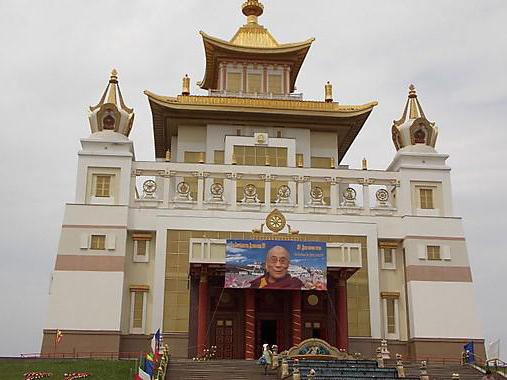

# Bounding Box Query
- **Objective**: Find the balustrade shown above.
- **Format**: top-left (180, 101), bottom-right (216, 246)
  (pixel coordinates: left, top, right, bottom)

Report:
top-left (131, 162), bottom-right (399, 216)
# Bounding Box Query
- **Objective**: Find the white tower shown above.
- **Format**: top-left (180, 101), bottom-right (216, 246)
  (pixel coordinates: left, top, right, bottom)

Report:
top-left (388, 85), bottom-right (482, 357)
top-left (42, 70), bottom-right (136, 355)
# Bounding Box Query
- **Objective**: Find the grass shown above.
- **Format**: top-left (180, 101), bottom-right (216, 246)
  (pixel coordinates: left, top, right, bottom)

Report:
top-left (0, 358), bottom-right (138, 380)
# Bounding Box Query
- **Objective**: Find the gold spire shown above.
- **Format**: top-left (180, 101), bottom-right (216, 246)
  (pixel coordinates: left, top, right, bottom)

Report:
top-left (325, 81), bottom-right (333, 103)
top-left (242, 0), bottom-right (264, 24)
top-left (109, 68), bottom-right (118, 83)
top-left (88, 69), bottom-right (135, 137)
top-left (230, 0), bottom-right (278, 47)
top-left (391, 84), bottom-right (438, 151)
top-left (182, 74), bottom-right (190, 96)
top-left (393, 84), bottom-right (427, 127)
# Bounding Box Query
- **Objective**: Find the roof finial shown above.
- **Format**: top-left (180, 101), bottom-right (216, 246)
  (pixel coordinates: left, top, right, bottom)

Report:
top-left (242, 0), bottom-right (264, 24)
top-left (110, 68), bottom-right (118, 83)
top-left (408, 84), bottom-right (417, 98)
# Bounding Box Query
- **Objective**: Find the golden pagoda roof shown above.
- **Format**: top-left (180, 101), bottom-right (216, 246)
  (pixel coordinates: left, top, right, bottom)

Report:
top-left (145, 91), bottom-right (377, 115)
top-left (199, 0), bottom-right (314, 91)
top-left (144, 90), bottom-right (377, 161)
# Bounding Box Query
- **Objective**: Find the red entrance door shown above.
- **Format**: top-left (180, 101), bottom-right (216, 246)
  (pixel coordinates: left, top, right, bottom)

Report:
top-left (215, 319), bottom-right (234, 359)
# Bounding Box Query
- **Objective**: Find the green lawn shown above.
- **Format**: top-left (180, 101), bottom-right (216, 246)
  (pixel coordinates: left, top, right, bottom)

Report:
top-left (0, 359), bottom-right (138, 380)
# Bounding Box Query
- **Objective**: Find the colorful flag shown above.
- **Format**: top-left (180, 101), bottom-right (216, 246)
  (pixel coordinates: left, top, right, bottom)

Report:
top-left (55, 330), bottom-right (63, 344)
top-left (463, 342), bottom-right (475, 363)
top-left (145, 352), bottom-right (155, 376)
top-left (134, 367), bottom-right (151, 380)
top-left (151, 329), bottom-right (161, 360)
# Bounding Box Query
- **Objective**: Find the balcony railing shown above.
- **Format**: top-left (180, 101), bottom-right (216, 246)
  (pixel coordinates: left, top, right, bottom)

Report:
top-left (131, 162), bottom-right (399, 216)
top-left (208, 89), bottom-right (304, 101)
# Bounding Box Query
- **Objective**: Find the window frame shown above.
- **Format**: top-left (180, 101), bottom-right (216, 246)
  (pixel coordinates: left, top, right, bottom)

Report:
top-left (426, 245), bottom-right (441, 261)
top-left (381, 247), bottom-right (396, 270)
top-left (226, 70), bottom-right (243, 93)
top-left (419, 188), bottom-right (434, 209)
top-left (382, 296), bottom-right (400, 340)
top-left (129, 289), bottom-right (148, 334)
top-left (90, 234), bottom-right (106, 250)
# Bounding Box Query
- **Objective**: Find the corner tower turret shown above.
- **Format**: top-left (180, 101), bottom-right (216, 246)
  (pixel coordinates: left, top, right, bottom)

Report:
top-left (391, 85), bottom-right (438, 151)
top-left (88, 69), bottom-right (135, 137)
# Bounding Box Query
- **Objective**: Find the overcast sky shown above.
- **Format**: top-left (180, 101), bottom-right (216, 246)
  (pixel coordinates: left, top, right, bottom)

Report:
top-left (0, 0), bottom-right (506, 358)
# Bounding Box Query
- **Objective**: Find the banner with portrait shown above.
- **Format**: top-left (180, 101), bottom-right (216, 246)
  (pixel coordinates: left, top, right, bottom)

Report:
top-left (225, 240), bottom-right (327, 290)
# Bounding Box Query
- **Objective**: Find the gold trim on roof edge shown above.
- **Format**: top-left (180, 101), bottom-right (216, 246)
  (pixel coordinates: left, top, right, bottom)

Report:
top-left (201, 31), bottom-right (315, 53)
top-left (144, 91), bottom-right (378, 114)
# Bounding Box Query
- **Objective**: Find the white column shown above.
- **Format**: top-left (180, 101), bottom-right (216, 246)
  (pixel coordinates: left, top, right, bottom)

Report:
top-left (328, 178), bottom-right (338, 213)
top-left (152, 228), bottom-right (168, 332)
top-left (226, 173), bottom-right (239, 210)
top-left (366, 225), bottom-right (382, 339)
top-left (195, 172), bottom-right (207, 207)
top-left (362, 179), bottom-right (371, 215)
top-left (295, 176), bottom-right (307, 213)
top-left (162, 175), bottom-right (171, 207)
top-left (264, 175), bottom-right (272, 210)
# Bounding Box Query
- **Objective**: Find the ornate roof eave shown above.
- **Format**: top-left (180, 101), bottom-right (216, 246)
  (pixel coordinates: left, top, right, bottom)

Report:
top-left (144, 91), bottom-right (377, 117)
top-left (145, 91), bottom-right (377, 162)
top-left (199, 31), bottom-right (315, 91)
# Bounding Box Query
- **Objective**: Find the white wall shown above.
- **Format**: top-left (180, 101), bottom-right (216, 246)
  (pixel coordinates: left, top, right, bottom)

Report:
top-left (407, 281), bottom-right (483, 339)
top-left (46, 271), bottom-right (124, 331)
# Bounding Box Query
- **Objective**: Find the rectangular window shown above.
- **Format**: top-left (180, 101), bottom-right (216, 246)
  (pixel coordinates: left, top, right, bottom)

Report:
top-left (311, 156), bottom-right (332, 169)
top-left (427, 245), bottom-right (441, 260)
top-left (133, 234), bottom-right (151, 263)
top-left (184, 151), bottom-right (205, 164)
top-left (226, 72), bottom-right (242, 92)
top-left (130, 289), bottom-right (148, 333)
top-left (137, 240), bottom-right (147, 256)
top-left (94, 175), bottom-right (111, 197)
top-left (90, 235), bottom-right (106, 250)
top-left (214, 150), bottom-right (224, 164)
top-left (133, 292), bottom-right (144, 328)
top-left (420, 188), bottom-right (434, 209)
top-left (233, 145), bottom-right (288, 167)
top-left (384, 248), bottom-right (393, 264)
top-left (386, 298), bottom-right (396, 334)
top-left (268, 74), bottom-right (283, 94)
top-left (247, 73), bottom-right (262, 93)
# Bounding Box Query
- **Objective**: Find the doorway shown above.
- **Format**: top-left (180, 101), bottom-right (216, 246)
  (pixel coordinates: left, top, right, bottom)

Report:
top-left (260, 320), bottom-right (277, 347)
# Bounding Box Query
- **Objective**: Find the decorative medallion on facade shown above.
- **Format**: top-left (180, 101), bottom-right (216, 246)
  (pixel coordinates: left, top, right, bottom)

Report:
top-left (310, 186), bottom-right (325, 206)
top-left (342, 187), bottom-right (357, 207)
top-left (275, 185), bottom-right (291, 204)
top-left (209, 182), bottom-right (224, 201)
top-left (242, 183), bottom-right (260, 203)
top-left (142, 180), bottom-right (157, 199)
top-left (265, 209), bottom-right (287, 233)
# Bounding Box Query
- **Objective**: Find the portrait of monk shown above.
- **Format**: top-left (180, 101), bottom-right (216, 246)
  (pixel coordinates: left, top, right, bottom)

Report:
top-left (249, 245), bottom-right (304, 289)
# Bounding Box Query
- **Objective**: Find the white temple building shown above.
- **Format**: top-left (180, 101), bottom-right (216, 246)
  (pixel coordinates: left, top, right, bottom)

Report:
top-left (42, 0), bottom-right (484, 361)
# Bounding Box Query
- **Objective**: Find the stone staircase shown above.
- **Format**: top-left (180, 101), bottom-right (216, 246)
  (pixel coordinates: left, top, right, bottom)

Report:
top-left (164, 358), bottom-right (499, 380)
top-left (402, 361), bottom-right (498, 380)
top-left (287, 359), bottom-right (418, 379)
top-left (165, 359), bottom-right (277, 380)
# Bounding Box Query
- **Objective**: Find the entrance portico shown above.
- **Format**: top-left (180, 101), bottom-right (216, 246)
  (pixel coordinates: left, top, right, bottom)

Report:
top-left (190, 264), bottom-right (359, 360)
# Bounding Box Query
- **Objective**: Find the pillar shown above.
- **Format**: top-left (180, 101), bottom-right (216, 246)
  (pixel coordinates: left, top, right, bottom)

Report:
top-left (197, 267), bottom-right (208, 357)
top-left (244, 289), bottom-right (256, 359)
top-left (336, 275), bottom-right (349, 351)
top-left (292, 291), bottom-right (302, 346)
